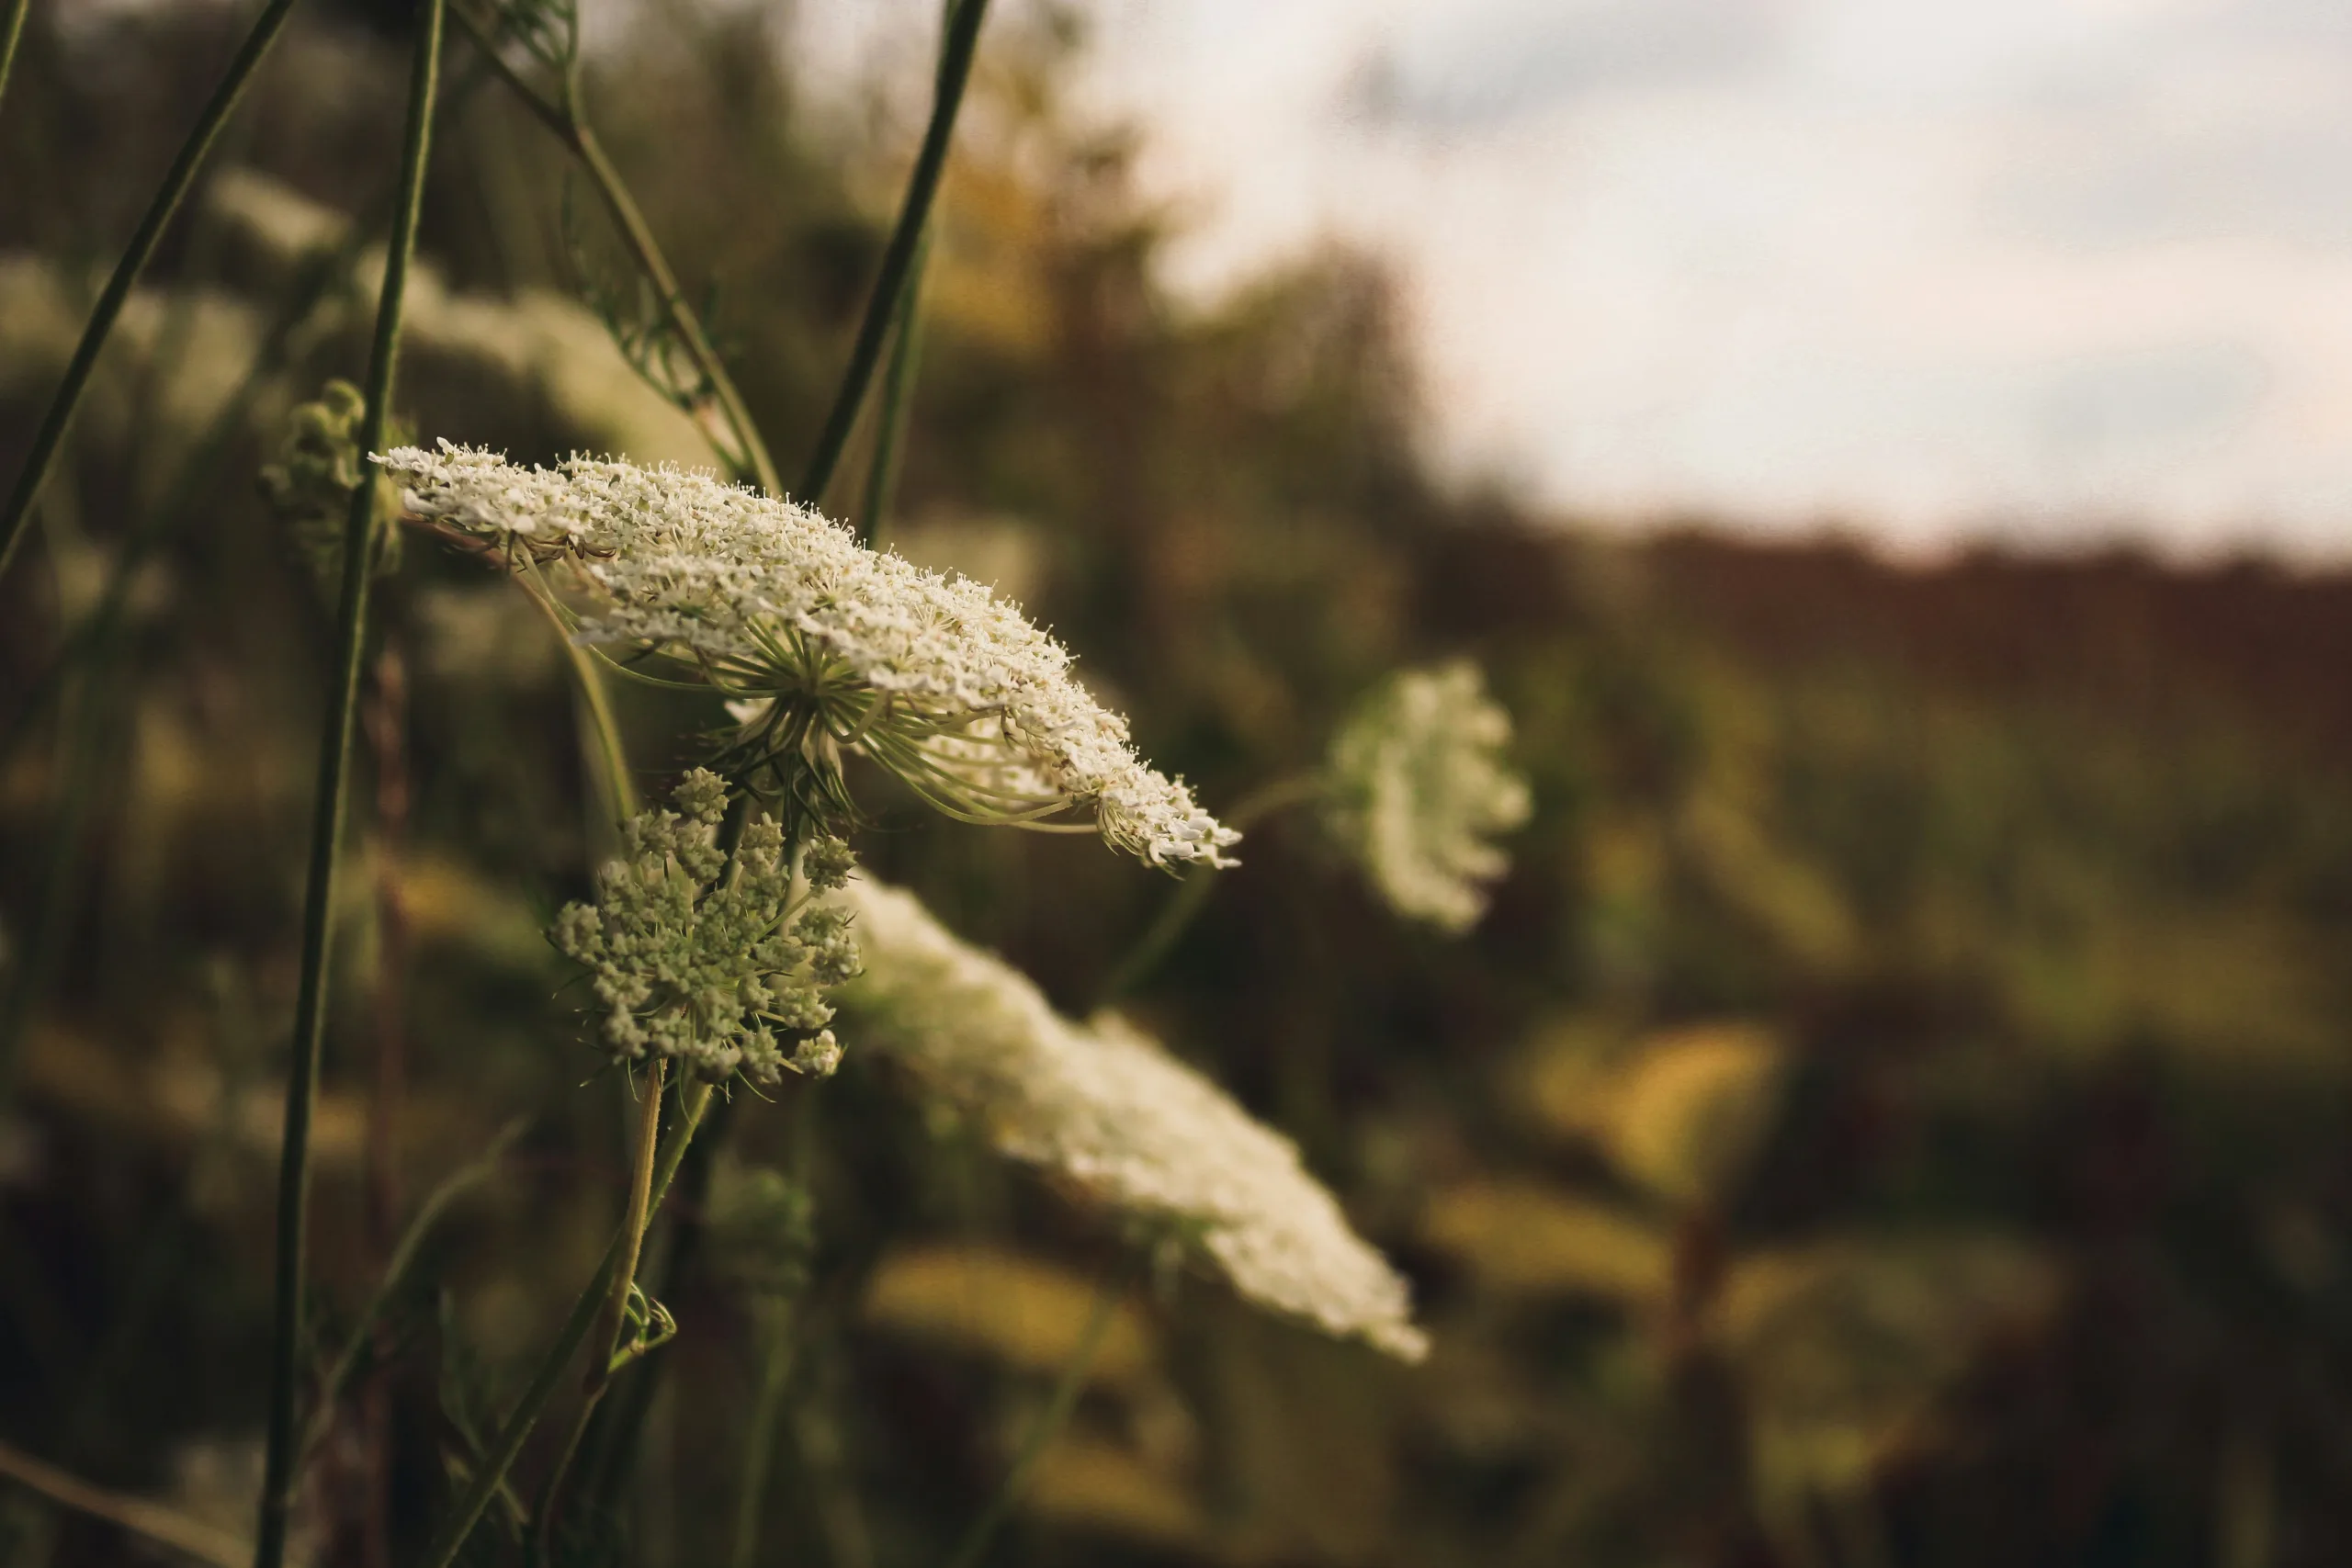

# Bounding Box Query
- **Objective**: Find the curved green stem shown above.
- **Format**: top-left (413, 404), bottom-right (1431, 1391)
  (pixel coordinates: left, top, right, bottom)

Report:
top-left (518, 559), bottom-right (638, 821)
top-left (253, 2), bottom-right (447, 1562)
top-left (563, 1092), bottom-right (735, 1514)
top-left (532, 1058), bottom-right (668, 1556)
top-left (1093, 773), bottom-right (1327, 1008)
top-left (0, 0), bottom-right (306, 585)
top-left (571, 122), bottom-right (779, 496)
top-left (0, 52), bottom-right (475, 774)
top-left (940, 1261), bottom-right (1132, 1568)
top-left (798, 0), bottom-right (991, 505)
top-left (448, 3), bottom-right (779, 496)
top-left (414, 1079), bottom-right (711, 1568)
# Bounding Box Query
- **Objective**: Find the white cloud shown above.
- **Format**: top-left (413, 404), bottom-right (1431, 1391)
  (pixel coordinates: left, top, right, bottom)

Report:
top-left (804, 0), bottom-right (2352, 559)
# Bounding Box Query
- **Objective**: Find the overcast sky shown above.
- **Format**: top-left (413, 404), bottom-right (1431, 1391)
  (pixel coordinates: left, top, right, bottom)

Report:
top-left (802, 0), bottom-right (2352, 560)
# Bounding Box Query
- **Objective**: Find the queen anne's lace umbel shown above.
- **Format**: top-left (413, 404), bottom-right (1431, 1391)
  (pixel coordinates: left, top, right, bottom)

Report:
top-left (1324, 659), bottom-right (1532, 933)
top-left (553, 770), bottom-right (859, 1086)
top-left (378, 443), bottom-right (1238, 870)
top-left (833, 875), bottom-right (1428, 1361)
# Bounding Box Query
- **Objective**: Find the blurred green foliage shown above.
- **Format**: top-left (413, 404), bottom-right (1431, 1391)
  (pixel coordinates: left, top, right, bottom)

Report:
top-left (4, 2), bottom-right (2352, 1566)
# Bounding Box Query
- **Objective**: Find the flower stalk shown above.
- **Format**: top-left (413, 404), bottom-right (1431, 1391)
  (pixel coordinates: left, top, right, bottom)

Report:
top-left (447, 1), bottom-right (780, 496)
top-left (518, 558), bottom-right (639, 820)
top-left (413, 1080), bottom-right (711, 1568)
top-left (532, 1058), bottom-right (667, 1554)
top-left (0, 0), bottom-right (308, 583)
top-left (798, 0), bottom-right (991, 504)
top-left (0, 0), bottom-right (30, 120)
top-left (0, 165), bottom-right (396, 774)
top-left (252, 0), bottom-right (447, 1561)
top-left (858, 225), bottom-right (933, 547)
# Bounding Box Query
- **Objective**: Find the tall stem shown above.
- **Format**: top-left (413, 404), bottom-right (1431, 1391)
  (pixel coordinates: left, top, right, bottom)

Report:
top-left (0, 0), bottom-right (31, 122)
top-left (571, 122), bottom-right (780, 498)
top-left (559, 807), bottom-right (788, 1508)
top-left (414, 1080), bottom-right (711, 1568)
top-left (252, 1), bottom-right (446, 1562)
top-left (0, 0), bottom-right (306, 584)
top-left (0, 164), bottom-right (403, 775)
top-left (857, 226), bottom-right (931, 547)
top-left (797, 0), bottom-right (991, 505)
top-left (564, 1092), bottom-right (733, 1508)
top-left (533, 1057), bottom-right (668, 1555)
top-left (518, 559), bottom-right (638, 822)
top-left (447, 4), bottom-right (780, 497)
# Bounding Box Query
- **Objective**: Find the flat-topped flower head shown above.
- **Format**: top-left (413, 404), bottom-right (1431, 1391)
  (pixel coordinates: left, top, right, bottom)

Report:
top-left (1324, 659), bottom-right (1532, 933)
top-left (552, 769), bottom-right (858, 1087)
top-left (834, 875), bottom-right (1428, 1362)
top-left (379, 443), bottom-right (1238, 870)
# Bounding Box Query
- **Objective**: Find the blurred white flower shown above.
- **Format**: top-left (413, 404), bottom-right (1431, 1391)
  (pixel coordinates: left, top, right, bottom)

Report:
top-left (835, 875), bottom-right (1428, 1361)
top-left (379, 443), bottom-right (1238, 870)
top-left (1324, 659), bottom-right (1531, 933)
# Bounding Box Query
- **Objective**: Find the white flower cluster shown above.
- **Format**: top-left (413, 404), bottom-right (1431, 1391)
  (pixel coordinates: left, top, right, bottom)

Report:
top-left (833, 875), bottom-right (1428, 1361)
top-left (377, 443), bottom-right (1238, 871)
top-left (1324, 660), bottom-right (1532, 933)
top-left (552, 770), bottom-right (859, 1086)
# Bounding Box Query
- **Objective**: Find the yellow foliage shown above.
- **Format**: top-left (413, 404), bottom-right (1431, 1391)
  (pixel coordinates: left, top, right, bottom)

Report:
top-left (1018, 1438), bottom-right (1204, 1551)
top-left (861, 1243), bottom-right (1156, 1388)
top-left (1520, 1020), bottom-right (1787, 1207)
top-left (393, 853), bottom-right (554, 975)
top-left (1420, 1179), bottom-right (1671, 1306)
top-left (928, 163), bottom-right (1058, 359)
